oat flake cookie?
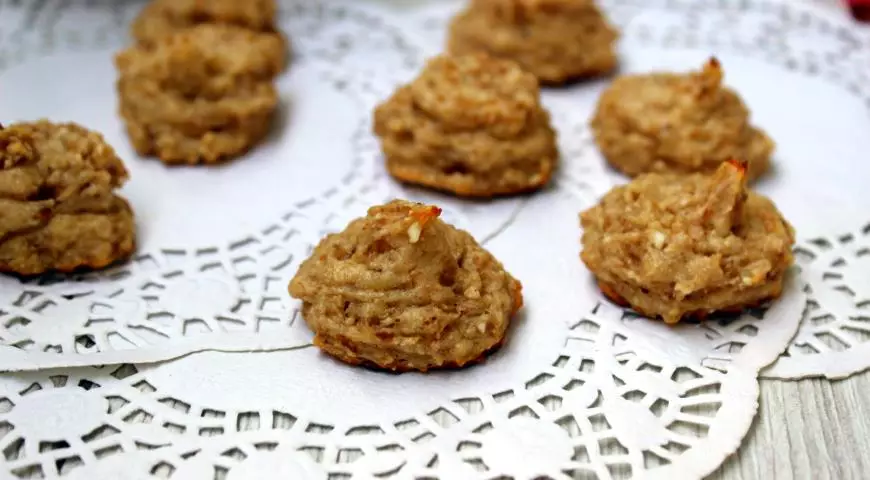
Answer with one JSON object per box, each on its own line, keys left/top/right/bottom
{"left": 0, "top": 121, "right": 136, "bottom": 276}
{"left": 132, "top": 0, "right": 288, "bottom": 68}
{"left": 448, "top": 0, "right": 618, "bottom": 85}
{"left": 374, "top": 53, "right": 558, "bottom": 198}
{"left": 289, "top": 200, "right": 523, "bottom": 372}
{"left": 116, "top": 24, "right": 281, "bottom": 165}
{"left": 580, "top": 159, "right": 794, "bottom": 324}
{"left": 591, "top": 58, "right": 775, "bottom": 180}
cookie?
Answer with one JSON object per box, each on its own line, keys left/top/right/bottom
{"left": 580, "top": 159, "right": 794, "bottom": 324}
{"left": 374, "top": 53, "right": 558, "bottom": 197}
{"left": 116, "top": 24, "right": 281, "bottom": 165}
{"left": 289, "top": 200, "right": 523, "bottom": 372}
{"left": 0, "top": 121, "right": 136, "bottom": 275}
{"left": 132, "top": 0, "right": 288, "bottom": 68}
{"left": 591, "top": 58, "right": 775, "bottom": 180}
{"left": 447, "top": 0, "right": 618, "bottom": 85}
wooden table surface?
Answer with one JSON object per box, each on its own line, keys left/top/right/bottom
{"left": 641, "top": 1, "right": 870, "bottom": 475}
{"left": 709, "top": 0, "right": 870, "bottom": 456}
{"left": 711, "top": 376, "right": 870, "bottom": 479}
{"left": 658, "top": 2, "right": 870, "bottom": 478}
{"left": 375, "top": 1, "right": 870, "bottom": 479}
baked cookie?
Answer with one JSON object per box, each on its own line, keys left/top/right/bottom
{"left": 116, "top": 24, "right": 281, "bottom": 165}
{"left": 591, "top": 58, "right": 774, "bottom": 180}
{"left": 447, "top": 0, "right": 618, "bottom": 85}
{"left": 580, "top": 159, "right": 794, "bottom": 324}
{"left": 0, "top": 121, "right": 136, "bottom": 275}
{"left": 132, "top": 0, "right": 288, "bottom": 68}
{"left": 289, "top": 200, "right": 523, "bottom": 372}
{"left": 374, "top": 53, "right": 558, "bottom": 197}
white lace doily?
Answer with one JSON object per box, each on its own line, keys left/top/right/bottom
{"left": 605, "top": 0, "right": 870, "bottom": 381}
{"left": 0, "top": 0, "right": 859, "bottom": 477}
{"left": 410, "top": 0, "right": 870, "bottom": 383}
{"left": 0, "top": 0, "right": 589, "bottom": 371}
{"left": 762, "top": 224, "right": 870, "bottom": 379}
{"left": 0, "top": 263, "right": 805, "bottom": 480}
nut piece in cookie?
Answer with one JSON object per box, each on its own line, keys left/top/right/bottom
{"left": 580, "top": 159, "right": 794, "bottom": 324}
{"left": 116, "top": 24, "right": 281, "bottom": 165}
{"left": 448, "top": 0, "right": 618, "bottom": 85}
{"left": 0, "top": 121, "right": 136, "bottom": 275}
{"left": 374, "top": 53, "right": 558, "bottom": 198}
{"left": 289, "top": 200, "right": 523, "bottom": 372}
{"left": 132, "top": 0, "right": 288, "bottom": 68}
{"left": 591, "top": 58, "right": 774, "bottom": 180}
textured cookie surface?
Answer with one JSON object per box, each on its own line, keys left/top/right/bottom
{"left": 116, "top": 24, "right": 280, "bottom": 165}
{"left": 591, "top": 58, "right": 774, "bottom": 180}
{"left": 580, "top": 160, "right": 794, "bottom": 324}
{"left": 289, "top": 200, "right": 523, "bottom": 372}
{"left": 448, "top": 0, "right": 618, "bottom": 84}
{"left": 374, "top": 53, "right": 557, "bottom": 197}
{"left": 132, "top": 0, "right": 287, "bottom": 57}
{"left": 0, "top": 121, "right": 135, "bottom": 275}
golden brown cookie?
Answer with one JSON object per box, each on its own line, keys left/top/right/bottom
{"left": 580, "top": 159, "right": 794, "bottom": 324}
{"left": 447, "top": 0, "right": 618, "bottom": 85}
{"left": 289, "top": 200, "right": 523, "bottom": 372}
{"left": 0, "top": 121, "right": 136, "bottom": 275}
{"left": 374, "top": 53, "right": 558, "bottom": 198}
{"left": 132, "top": 0, "right": 288, "bottom": 68}
{"left": 591, "top": 58, "right": 775, "bottom": 180}
{"left": 116, "top": 24, "right": 281, "bottom": 165}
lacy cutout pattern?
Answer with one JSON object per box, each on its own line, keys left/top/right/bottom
{"left": 0, "top": 275, "right": 803, "bottom": 479}
{"left": 606, "top": 0, "right": 870, "bottom": 380}
{"left": 763, "top": 222, "right": 870, "bottom": 379}
{"left": 407, "top": 0, "right": 870, "bottom": 381}
{"left": 603, "top": 0, "right": 870, "bottom": 380}
{"left": 0, "top": 0, "right": 616, "bottom": 371}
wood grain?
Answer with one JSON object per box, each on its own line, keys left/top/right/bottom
{"left": 707, "top": 375, "right": 870, "bottom": 479}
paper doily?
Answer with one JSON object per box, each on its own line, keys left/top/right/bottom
{"left": 601, "top": 0, "right": 870, "bottom": 381}
{"left": 762, "top": 223, "right": 870, "bottom": 379}
{"left": 0, "top": 0, "right": 407, "bottom": 370}
{"left": 0, "top": 247, "right": 805, "bottom": 480}
{"left": 0, "top": 0, "right": 600, "bottom": 371}
{"left": 0, "top": 0, "right": 848, "bottom": 478}
{"left": 410, "top": 0, "right": 870, "bottom": 382}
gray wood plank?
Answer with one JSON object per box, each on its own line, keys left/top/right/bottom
{"left": 709, "top": 375, "right": 870, "bottom": 480}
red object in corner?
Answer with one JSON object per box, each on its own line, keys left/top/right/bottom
{"left": 848, "top": 0, "right": 870, "bottom": 22}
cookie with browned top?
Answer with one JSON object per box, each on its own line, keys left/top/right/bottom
{"left": 580, "top": 159, "right": 794, "bottom": 324}
{"left": 0, "top": 121, "right": 135, "bottom": 275}
{"left": 374, "top": 53, "right": 557, "bottom": 197}
{"left": 591, "top": 58, "right": 774, "bottom": 180}
{"left": 289, "top": 200, "right": 523, "bottom": 372}
{"left": 116, "top": 24, "right": 281, "bottom": 165}
{"left": 132, "top": 0, "right": 288, "bottom": 68}
{"left": 448, "top": 0, "right": 618, "bottom": 85}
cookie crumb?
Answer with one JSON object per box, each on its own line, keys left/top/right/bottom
{"left": 407, "top": 222, "right": 423, "bottom": 243}
{"left": 650, "top": 231, "right": 666, "bottom": 249}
